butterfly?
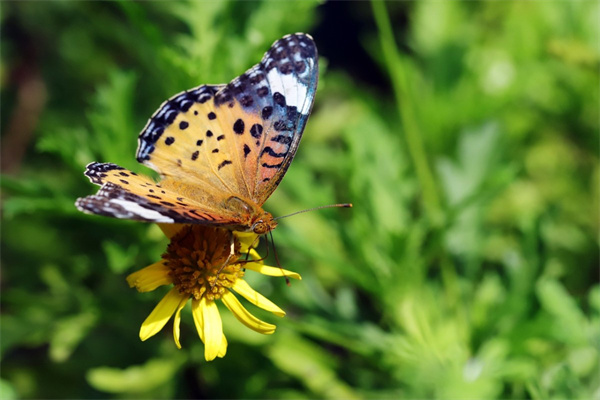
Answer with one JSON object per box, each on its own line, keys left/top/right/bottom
{"left": 76, "top": 33, "right": 318, "bottom": 235}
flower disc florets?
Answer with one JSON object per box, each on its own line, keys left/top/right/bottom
{"left": 163, "top": 225, "right": 243, "bottom": 301}
{"left": 127, "top": 223, "right": 302, "bottom": 358}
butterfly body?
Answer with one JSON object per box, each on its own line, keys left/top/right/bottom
{"left": 76, "top": 33, "right": 317, "bottom": 235}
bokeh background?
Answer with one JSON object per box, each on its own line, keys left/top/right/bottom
{"left": 2, "top": 1, "right": 598, "bottom": 399}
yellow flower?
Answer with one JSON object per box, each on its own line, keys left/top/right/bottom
{"left": 126, "top": 223, "right": 301, "bottom": 361}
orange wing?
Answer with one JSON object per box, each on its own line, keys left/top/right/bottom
{"left": 136, "top": 33, "right": 318, "bottom": 206}
{"left": 77, "top": 34, "right": 319, "bottom": 230}
{"left": 75, "top": 162, "right": 252, "bottom": 229}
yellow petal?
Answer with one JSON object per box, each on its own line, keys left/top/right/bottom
{"left": 173, "top": 295, "right": 189, "bottom": 349}
{"left": 234, "top": 231, "right": 259, "bottom": 248}
{"left": 243, "top": 262, "right": 302, "bottom": 280}
{"left": 221, "top": 291, "right": 276, "bottom": 334}
{"left": 140, "top": 287, "right": 186, "bottom": 341}
{"left": 232, "top": 279, "right": 285, "bottom": 317}
{"left": 201, "top": 297, "right": 224, "bottom": 361}
{"left": 157, "top": 223, "right": 186, "bottom": 238}
{"left": 245, "top": 248, "right": 262, "bottom": 260}
{"left": 192, "top": 298, "right": 226, "bottom": 361}
{"left": 236, "top": 247, "right": 262, "bottom": 260}
{"left": 191, "top": 299, "right": 205, "bottom": 342}
{"left": 217, "top": 333, "right": 228, "bottom": 358}
{"left": 126, "top": 260, "right": 173, "bottom": 292}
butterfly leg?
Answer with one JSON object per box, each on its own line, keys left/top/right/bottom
{"left": 244, "top": 235, "right": 262, "bottom": 261}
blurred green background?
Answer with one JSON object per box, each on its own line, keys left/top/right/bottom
{"left": 1, "top": 1, "right": 598, "bottom": 399}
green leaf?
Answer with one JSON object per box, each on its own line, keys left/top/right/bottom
{"left": 0, "top": 379, "right": 18, "bottom": 400}
{"left": 49, "top": 312, "right": 98, "bottom": 362}
{"left": 536, "top": 278, "right": 588, "bottom": 345}
{"left": 267, "top": 332, "right": 360, "bottom": 400}
{"left": 86, "top": 356, "right": 186, "bottom": 394}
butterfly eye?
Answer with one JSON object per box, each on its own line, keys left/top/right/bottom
{"left": 251, "top": 213, "right": 277, "bottom": 235}
{"left": 252, "top": 221, "right": 269, "bottom": 235}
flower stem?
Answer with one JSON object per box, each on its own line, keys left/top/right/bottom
{"left": 371, "top": 0, "right": 460, "bottom": 307}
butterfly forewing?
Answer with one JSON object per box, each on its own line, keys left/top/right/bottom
{"left": 136, "top": 84, "right": 247, "bottom": 196}
{"left": 135, "top": 33, "right": 318, "bottom": 206}
{"left": 213, "top": 33, "right": 318, "bottom": 204}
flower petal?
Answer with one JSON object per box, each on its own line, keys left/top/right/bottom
{"left": 245, "top": 248, "right": 262, "bottom": 260}
{"left": 243, "top": 262, "right": 302, "bottom": 280}
{"left": 126, "top": 260, "right": 173, "bottom": 292}
{"left": 192, "top": 298, "right": 226, "bottom": 361}
{"left": 158, "top": 223, "right": 186, "bottom": 239}
{"left": 191, "top": 299, "right": 205, "bottom": 341}
{"left": 140, "top": 287, "right": 186, "bottom": 341}
{"left": 217, "top": 333, "right": 227, "bottom": 358}
{"left": 232, "top": 279, "right": 285, "bottom": 317}
{"left": 173, "top": 295, "right": 189, "bottom": 349}
{"left": 221, "top": 290, "right": 277, "bottom": 334}
{"left": 201, "top": 297, "right": 224, "bottom": 361}
{"left": 234, "top": 231, "right": 259, "bottom": 248}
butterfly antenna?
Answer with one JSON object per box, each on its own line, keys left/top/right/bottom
{"left": 273, "top": 203, "right": 352, "bottom": 221}
{"left": 270, "top": 230, "right": 290, "bottom": 286}
{"left": 237, "top": 235, "right": 269, "bottom": 266}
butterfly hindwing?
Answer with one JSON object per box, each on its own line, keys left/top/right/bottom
{"left": 76, "top": 162, "right": 244, "bottom": 226}
{"left": 135, "top": 33, "right": 318, "bottom": 206}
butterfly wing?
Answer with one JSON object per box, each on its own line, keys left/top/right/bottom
{"left": 75, "top": 162, "right": 248, "bottom": 227}
{"left": 136, "top": 33, "right": 318, "bottom": 207}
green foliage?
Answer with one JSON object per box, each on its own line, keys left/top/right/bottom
{"left": 1, "top": 1, "right": 598, "bottom": 398}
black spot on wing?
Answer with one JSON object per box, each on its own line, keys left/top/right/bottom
{"left": 261, "top": 162, "right": 283, "bottom": 169}
{"left": 137, "top": 85, "right": 222, "bottom": 162}
{"left": 262, "top": 106, "right": 273, "bottom": 120}
{"left": 250, "top": 124, "right": 263, "bottom": 139}
{"left": 233, "top": 119, "right": 245, "bottom": 134}
{"left": 257, "top": 86, "right": 269, "bottom": 97}
{"left": 271, "top": 135, "right": 292, "bottom": 145}
{"left": 273, "top": 92, "right": 286, "bottom": 107}
{"left": 218, "top": 160, "right": 232, "bottom": 170}
{"left": 214, "top": 88, "right": 233, "bottom": 106}
{"left": 261, "top": 147, "right": 287, "bottom": 158}
{"left": 240, "top": 95, "right": 254, "bottom": 107}
{"left": 273, "top": 121, "right": 286, "bottom": 131}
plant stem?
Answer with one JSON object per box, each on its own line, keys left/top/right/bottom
{"left": 371, "top": 0, "right": 442, "bottom": 224}
{"left": 372, "top": 0, "right": 461, "bottom": 308}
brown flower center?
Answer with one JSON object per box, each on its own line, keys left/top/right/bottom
{"left": 163, "top": 225, "right": 243, "bottom": 301}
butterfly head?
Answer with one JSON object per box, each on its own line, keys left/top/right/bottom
{"left": 251, "top": 212, "right": 277, "bottom": 235}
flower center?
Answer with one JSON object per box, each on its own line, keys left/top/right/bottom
{"left": 163, "top": 225, "right": 244, "bottom": 301}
